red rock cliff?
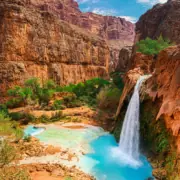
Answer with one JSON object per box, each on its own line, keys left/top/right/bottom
{"left": 136, "top": 0, "right": 180, "bottom": 43}
{"left": 0, "top": 0, "right": 109, "bottom": 93}
{"left": 0, "top": 0, "right": 135, "bottom": 92}
{"left": 31, "top": 0, "right": 135, "bottom": 71}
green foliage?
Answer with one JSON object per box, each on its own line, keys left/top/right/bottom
{"left": 136, "top": 36, "right": 172, "bottom": 55}
{"left": 38, "top": 111, "right": 63, "bottom": 123}
{"left": 0, "top": 111, "right": 24, "bottom": 140}
{"left": 97, "top": 85, "right": 122, "bottom": 110}
{"left": 9, "top": 112, "right": 36, "bottom": 124}
{"left": 24, "top": 78, "right": 40, "bottom": 98}
{"left": 52, "top": 100, "right": 64, "bottom": 110}
{"left": 63, "top": 94, "right": 82, "bottom": 108}
{"left": 0, "top": 168, "right": 30, "bottom": 180}
{"left": 165, "top": 151, "right": 177, "bottom": 175}
{"left": 140, "top": 102, "right": 170, "bottom": 154}
{"left": 38, "top": 88, "right": 55, "bottom": 105}
{"left": 0, "top": 140, "right": 30, "bottom": 179}
{"left": 0, "top": 111, "right": 11, "bottom": 122}
{"left": 9, "top": 112, "right": 25, "bottom": 121}
{"left": 44, "top": 79, "right": 57, "bottom": 89}
{"left": 24, "top": 135, "right": 32, "bottom": 142}
{"left": 64, "top": 177, "right": 72, "bottom": 180}
{"left": 58, "top": 78, "right": 110, "bottom": 98}
{"left": 0, "top": 140, "right": 17, "bottom": 167}
{"left": 0, "top": 104, "right": 8, "bottom": 114}
{"left": 110, "top": 72, "right": 124, "bottom": 90}
{"left": 6, "top": 78, "right": 58, "bottom": 107}
{"left": 6, "top": 98, "right": 23, "bottom": 109}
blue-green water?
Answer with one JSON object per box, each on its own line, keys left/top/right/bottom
{"left": 80, "top": 134, "right": 153, "bottom": 180}
{"left": 24, "top": 125, "right": 153, "bottom": 180}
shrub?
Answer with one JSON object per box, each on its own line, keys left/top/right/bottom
{"left": 39, "top": 114, "right": 50, "bottom": 123}
{"left": 51, "top": 111, "right": 63, "bottom": 122}
{"left": 0, "top": 168, "right": 30, "bottom": 180}
{"left": 0, "top": 104, "right": 8, "bottom": 114}
{"left": 24, "top": 78, "right": 40, "bottom": 98}
{"left": 136, "top": 36, "right": 173, "bottom": 55}
{"left": 44, "top": 79, "right": 57, "bottom": 89}
{"left": 0, "top": 111, "right": 11, "bottom": 122}
{"left": 0, "top": 111, "right": 24, "bottom": 140}
{"left": 6, "top": 98, "right": 23, "bottom": 109}
{"left": 97, "top": 86, "right": 122, "bottom": 110}
{"left": 9, "top": 112, "right": 25, "bottom": 121}
{"left": 79, "top": 96, "right": 97, "bottom": 107}
{"left": 59, "top": 78, "right": 110, "bottom": 98}
{"left": 52, "top": 100, "right": 64, "bottom": 110}
{"left": 38, "top": 88, "right": 55, "bottom": 105}
{"left": 0, "top": 140, "right": 17, "bottom": 167}
{"left": 110, "top": 72, "right": 124, "bottom": 90}
{"left": 38, "top": 111, "right": 63, "bottom": 123}
{"left": 0, "top": 140, "right": 30, "bottom": 179}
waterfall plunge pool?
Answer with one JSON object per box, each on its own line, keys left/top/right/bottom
{"left": 24, "top": 124, "right": 153, "bottom": 180}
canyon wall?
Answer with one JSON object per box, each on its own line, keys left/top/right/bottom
{"left": 31, "top": 0, "right": 135, "bottom": 71}
{"left": 136, "top": 0, "right": 180, "bottom": 43}
{"left": 0, "top": 0, "right": 135, "bottom": 93}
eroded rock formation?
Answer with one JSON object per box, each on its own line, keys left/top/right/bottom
{"left": 147, "top": 45, "right": 180, "bottom": 152}
{"left": 0, "top": 0, "right": 108, "bottom": 93}
{"left": 0, "top": 0, "right": 135, "bottom": 93}
{"left": 136, "top": 0, "right": 180, "bottom": 43}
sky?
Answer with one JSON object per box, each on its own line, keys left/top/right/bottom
{"left": 75, "top": 0, "right": 168, "bottom": 23}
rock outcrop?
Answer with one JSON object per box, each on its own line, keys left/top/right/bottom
{"left": 147, "top": 45, "right": 180, "bottom": 152}
{"left": 136, "top": 0, "right": 180, "bottom": 43}
{"left": 0, "top": 0, "right": 109, "bottom": 93}
{"left": 0, "top": 0, "right": 135, "bottom": 93}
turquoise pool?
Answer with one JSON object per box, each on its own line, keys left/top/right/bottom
{"left": 24, "top": 125, "right": 153, "bottom": 180}
{"left": 79, "top": 134, "right": 153, "bottom": 180}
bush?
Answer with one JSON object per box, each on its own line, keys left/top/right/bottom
{"left": 52, "top": 100, "right": 64, "bottom": 110}
{"left": 38, "top": 111, "right": 63, "bottom": 123}
{"left": 59, "top": 78, "right": 110, "bottom": 98}
{"left": 0, "top": 140, "right": 17, "bottom": 167}
{"left": 97, "top": 86, "right": 122, "bottom": 110}
{"left": 0, "top": 111, "right": 24, "bottom": 140}
{"left": 136, "top": 36, "right": 173, "bottom": 55}
{"left": 6, "top": 98, "right": 23, "bottom": 109}
{"left": 0, "top": 104, "right": 8, "bottom": 114}
{"left": 0, "top": 111, "right": 11, "bottom": 122}
{"left": 110, "top": 72, "right": 124, "bottom": 90}
{"left": 0, "top": 140, "right": 30, "bottom": 179}
{"left": 9, "top": 112, "right": 25, "bottom": 121}
{"left": 51, "top": 111, "right": 63, "bottom": 122}
{"left": 0, "top": 168, "right": 30, "bottom": 180}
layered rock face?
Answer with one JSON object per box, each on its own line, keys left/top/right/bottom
{"left": 147, "top": 46, "right": 180, "bottom": 152}
{"left": 0, "top": 0, "right": 110, "bottom": 93}
{"left": 31, "top": 0, "right": 135, "bottom": 71}
{"left": 136, "top": 0, "right": 180, "bottom": 43}
{"left": 0, "top": 0, "right": 135, "bottom": 92}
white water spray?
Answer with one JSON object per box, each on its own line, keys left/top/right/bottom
{"left": 112, "top": 75, "right": 151, "bottom": 167}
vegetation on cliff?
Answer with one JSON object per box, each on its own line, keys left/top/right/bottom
{"left": 136, "top": 36, "right": 173, "bottom": 55}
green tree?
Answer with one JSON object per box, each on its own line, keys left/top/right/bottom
{"left": 7, "top": 86, "right": 32, "bottom": 106}
{"left": 136, "top": 36, "right": 173, "bottom": 55}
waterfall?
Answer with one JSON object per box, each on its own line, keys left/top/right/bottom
{"left": 112, "top": 75, "right": 151, "bottom": 167}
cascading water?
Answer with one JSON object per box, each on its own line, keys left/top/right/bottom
{"left": 112, "top": 75, "right": 151, "bottom": 167}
